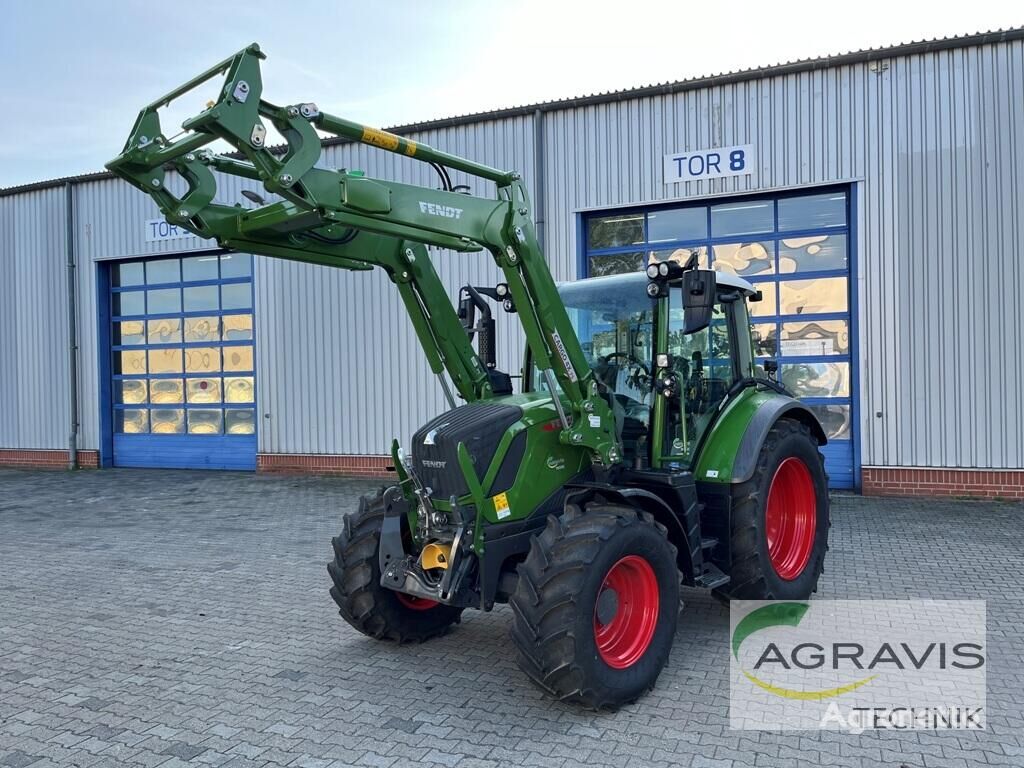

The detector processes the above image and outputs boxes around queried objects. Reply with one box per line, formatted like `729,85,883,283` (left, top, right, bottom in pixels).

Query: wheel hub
765,457,817,580
394,591,439,611
593,555,659,669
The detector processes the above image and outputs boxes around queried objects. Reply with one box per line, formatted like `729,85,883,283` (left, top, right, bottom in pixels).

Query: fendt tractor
108,45,831,709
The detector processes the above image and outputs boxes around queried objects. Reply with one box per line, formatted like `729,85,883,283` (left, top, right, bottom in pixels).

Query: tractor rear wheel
328,491,462,642
717,419,830,600
510,502,679,709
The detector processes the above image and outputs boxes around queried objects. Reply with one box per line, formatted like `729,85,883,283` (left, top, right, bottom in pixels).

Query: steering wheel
600,352,650,374
600,351,651,392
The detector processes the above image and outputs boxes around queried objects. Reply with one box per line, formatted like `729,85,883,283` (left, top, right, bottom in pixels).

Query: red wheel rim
394,592,439,611
593,555,660,669
765,457,817,580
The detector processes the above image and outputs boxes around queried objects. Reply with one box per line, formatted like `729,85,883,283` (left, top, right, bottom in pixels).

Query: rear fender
695,389,827,485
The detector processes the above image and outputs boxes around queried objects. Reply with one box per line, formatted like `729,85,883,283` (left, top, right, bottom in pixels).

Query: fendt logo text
419,201,463,219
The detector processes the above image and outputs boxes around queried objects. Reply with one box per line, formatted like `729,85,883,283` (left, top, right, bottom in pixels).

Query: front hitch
377,486,475,607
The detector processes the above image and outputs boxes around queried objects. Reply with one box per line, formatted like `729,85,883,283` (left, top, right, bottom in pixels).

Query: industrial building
2,28,1022,497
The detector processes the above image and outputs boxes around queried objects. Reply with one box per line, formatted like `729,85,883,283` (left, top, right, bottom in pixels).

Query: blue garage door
583,187,856,489
109,253,257,470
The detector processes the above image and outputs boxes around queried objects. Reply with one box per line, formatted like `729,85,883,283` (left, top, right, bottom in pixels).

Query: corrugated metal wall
0,187,70,449
1,38,1021,470
255,117,535,455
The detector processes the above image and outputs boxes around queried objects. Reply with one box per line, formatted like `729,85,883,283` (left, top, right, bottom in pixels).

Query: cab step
696,561,729,589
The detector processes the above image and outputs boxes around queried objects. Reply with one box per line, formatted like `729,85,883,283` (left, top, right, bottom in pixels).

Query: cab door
652,286,747,468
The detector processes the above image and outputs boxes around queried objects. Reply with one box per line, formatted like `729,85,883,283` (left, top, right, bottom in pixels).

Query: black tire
328,491,462,642
717,418,830,600
509,502,680,709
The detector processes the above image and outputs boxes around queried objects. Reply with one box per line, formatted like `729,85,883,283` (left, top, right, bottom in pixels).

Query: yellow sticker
492,492,511,520
403,139,417,157
361,126,400,151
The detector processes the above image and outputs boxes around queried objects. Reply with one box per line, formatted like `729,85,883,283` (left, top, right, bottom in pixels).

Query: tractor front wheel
718,418,830,600
510,502,680,709
328,492,462,642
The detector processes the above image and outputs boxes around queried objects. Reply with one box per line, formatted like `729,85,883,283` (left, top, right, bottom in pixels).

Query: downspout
65,181,79,469
532,109,546,252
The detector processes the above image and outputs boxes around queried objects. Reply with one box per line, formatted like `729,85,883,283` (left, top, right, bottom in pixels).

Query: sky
1,0,1021,188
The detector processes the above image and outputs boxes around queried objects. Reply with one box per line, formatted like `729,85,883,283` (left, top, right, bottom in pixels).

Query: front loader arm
105,43,622,465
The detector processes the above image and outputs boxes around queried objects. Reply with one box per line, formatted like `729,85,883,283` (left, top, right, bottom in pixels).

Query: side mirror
683,269,716,334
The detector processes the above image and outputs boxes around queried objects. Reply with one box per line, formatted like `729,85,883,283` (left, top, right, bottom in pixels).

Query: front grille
411,403,523,498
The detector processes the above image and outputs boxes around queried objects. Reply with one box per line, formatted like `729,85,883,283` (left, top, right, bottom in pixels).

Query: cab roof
557,270,756,312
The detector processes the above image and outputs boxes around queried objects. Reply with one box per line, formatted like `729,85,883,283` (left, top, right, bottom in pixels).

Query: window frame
108,253,257,437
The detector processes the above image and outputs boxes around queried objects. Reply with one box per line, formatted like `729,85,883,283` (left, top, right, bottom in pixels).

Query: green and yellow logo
732,603,876,700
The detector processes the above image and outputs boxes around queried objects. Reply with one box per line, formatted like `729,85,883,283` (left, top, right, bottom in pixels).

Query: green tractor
108,44,830,709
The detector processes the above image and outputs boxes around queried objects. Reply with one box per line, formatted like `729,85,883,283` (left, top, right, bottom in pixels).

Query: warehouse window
583,188,854,488
107,252,257,470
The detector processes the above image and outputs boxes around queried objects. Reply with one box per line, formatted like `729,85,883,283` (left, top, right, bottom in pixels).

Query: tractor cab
531,269,760,470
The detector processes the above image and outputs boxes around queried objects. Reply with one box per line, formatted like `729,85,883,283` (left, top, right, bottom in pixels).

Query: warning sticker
493,492,511,520
361,126,401,151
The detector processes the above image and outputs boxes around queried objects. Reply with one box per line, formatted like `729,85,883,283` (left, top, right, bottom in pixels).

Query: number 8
729,150,745,171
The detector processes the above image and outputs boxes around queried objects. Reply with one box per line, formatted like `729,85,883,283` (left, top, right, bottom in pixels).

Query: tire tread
509,502,678,710
717,419,830,600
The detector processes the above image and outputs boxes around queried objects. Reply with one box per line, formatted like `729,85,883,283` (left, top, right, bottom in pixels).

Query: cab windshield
543,274,655,465
534,272,746,468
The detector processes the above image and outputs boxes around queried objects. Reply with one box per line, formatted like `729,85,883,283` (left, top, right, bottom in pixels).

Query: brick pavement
0,468,1022,767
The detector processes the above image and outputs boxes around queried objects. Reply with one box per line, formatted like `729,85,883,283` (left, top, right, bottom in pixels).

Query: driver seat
611,368,650,462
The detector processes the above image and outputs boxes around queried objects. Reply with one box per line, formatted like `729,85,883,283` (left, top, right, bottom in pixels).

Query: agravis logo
732,602,876,700
729,600,987,731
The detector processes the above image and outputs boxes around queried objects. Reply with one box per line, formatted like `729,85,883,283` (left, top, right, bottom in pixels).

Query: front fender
694,388,826,485
564,482,699,585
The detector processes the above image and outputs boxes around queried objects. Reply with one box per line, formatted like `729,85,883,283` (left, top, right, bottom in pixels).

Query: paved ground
0,469,1022,768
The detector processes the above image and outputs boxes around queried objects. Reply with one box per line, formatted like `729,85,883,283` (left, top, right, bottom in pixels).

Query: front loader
107,44,831,709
